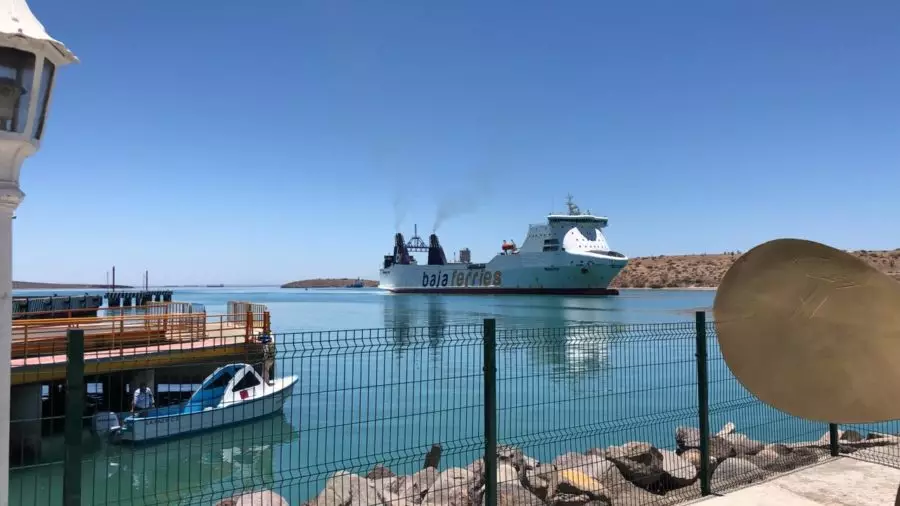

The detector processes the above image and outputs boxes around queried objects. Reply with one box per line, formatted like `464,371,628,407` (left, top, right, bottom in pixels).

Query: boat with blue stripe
96,363,297,443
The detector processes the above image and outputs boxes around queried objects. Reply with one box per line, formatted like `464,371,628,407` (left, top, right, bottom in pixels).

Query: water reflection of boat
514,297,620,380
380,294,621,378
382,295,449,351
102,413,298,505
10,414,299,506
383,294,414,348
426,296,446,347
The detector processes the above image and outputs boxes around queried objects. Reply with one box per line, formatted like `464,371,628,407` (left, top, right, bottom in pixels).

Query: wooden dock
10,301,272,386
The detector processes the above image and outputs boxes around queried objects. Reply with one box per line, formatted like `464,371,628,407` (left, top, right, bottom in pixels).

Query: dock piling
63,329,84,506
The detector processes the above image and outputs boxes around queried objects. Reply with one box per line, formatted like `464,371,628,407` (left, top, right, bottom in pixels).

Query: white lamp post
0,1,76,503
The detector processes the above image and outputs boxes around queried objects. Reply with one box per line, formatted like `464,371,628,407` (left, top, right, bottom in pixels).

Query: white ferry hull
380,196,628,295
380,253,626,295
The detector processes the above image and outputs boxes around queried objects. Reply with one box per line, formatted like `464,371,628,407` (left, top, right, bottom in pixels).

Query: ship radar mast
564,194,593,216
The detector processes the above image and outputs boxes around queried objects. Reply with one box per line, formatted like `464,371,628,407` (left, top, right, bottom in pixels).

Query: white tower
0,1,76,503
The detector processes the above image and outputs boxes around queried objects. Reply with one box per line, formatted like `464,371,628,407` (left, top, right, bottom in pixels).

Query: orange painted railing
11,307,270,361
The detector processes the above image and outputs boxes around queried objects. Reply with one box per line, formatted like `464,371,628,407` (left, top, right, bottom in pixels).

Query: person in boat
131,382,155,416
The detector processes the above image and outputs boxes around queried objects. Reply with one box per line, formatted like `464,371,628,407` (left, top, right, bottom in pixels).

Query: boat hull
119,377,297,442
379,252,626,295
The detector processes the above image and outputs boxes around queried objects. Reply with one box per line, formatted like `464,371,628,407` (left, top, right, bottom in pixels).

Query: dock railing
11,302,270,364
12,313,900,506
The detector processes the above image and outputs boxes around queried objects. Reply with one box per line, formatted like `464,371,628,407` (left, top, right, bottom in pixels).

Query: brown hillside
610,249,900,289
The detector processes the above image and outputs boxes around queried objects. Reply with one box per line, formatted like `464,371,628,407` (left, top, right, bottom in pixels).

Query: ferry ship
379,196,628,295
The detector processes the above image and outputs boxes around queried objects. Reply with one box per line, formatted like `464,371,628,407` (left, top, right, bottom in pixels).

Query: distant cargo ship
378,196,628,295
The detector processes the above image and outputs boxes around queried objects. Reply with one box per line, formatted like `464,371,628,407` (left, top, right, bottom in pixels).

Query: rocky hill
281,278,379,288
610,249,900,289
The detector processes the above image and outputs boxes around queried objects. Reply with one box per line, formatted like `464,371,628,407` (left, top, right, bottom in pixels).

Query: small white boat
100,363,297,443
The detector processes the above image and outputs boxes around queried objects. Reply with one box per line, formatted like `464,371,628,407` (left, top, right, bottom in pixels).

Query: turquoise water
7,287,882,505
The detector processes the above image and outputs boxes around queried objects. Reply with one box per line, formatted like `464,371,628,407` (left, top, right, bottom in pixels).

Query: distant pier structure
106,290,173,307
12,295,105,320
12,290,176,320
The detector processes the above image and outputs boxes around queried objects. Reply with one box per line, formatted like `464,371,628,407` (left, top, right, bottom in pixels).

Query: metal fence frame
14,312,898,506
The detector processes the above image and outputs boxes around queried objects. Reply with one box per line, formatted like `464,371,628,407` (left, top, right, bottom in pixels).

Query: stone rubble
297,422,899,506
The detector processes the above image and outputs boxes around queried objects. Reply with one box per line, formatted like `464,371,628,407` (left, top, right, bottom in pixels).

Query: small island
610,248,900,289
281,278,379,289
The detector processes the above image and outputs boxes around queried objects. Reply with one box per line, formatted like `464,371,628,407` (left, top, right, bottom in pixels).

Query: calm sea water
8,287,876,505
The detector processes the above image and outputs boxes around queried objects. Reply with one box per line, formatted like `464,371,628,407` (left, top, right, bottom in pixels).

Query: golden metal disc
713,238,900,423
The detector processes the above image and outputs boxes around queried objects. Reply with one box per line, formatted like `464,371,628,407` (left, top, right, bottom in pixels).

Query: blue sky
13,0,900,286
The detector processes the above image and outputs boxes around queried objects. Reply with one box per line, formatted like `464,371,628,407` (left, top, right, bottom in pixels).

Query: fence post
63,329,85,506
829,423,840,456
483,318,498,506
245,309,253,342
695,311,711,496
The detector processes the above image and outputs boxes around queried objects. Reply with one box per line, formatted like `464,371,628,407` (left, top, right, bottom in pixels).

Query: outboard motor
92,411,122,440
428,234,448,266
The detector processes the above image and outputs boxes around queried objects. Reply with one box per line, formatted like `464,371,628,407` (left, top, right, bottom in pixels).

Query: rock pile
215,490,290,506
300,422,900,506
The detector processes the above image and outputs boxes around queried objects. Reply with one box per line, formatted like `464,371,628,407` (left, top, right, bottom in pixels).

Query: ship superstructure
378,196,628,295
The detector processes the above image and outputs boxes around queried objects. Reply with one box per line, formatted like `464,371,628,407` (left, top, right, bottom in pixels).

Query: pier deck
10,301,271,385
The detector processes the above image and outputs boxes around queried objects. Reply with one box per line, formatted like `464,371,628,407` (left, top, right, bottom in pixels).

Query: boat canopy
185,363,262,412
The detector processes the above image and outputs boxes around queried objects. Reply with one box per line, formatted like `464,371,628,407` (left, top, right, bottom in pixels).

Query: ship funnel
394,233,411,264
428,233,448,266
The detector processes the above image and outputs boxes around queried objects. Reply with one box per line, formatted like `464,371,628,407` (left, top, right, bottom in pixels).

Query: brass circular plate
713,238,900,423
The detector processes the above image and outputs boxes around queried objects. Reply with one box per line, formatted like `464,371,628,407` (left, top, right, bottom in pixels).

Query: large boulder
710,458,767,488
762,447,825,473
552,452,658,504
498,482,545,506
674,426,738,461
422,468,478,506
523,463,558,501
307,471,381,506
216,490,290,506
389,467,440,504
722,433,764,456
675,427,702,450
367,464,398,480
497,444,539,471
605,442,664,490
551,468,610,505
657,449,697,490
496,464,519,486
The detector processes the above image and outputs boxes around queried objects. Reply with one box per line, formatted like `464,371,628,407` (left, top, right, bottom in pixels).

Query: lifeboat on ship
501,240,517,254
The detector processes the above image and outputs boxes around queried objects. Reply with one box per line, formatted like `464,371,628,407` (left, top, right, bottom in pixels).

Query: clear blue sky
13,0,900,286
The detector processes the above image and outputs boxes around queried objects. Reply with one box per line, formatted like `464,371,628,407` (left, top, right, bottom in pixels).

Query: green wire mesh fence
10,314,897,506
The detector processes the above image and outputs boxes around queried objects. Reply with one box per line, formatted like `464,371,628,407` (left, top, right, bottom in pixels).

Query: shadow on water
11,413,300,506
